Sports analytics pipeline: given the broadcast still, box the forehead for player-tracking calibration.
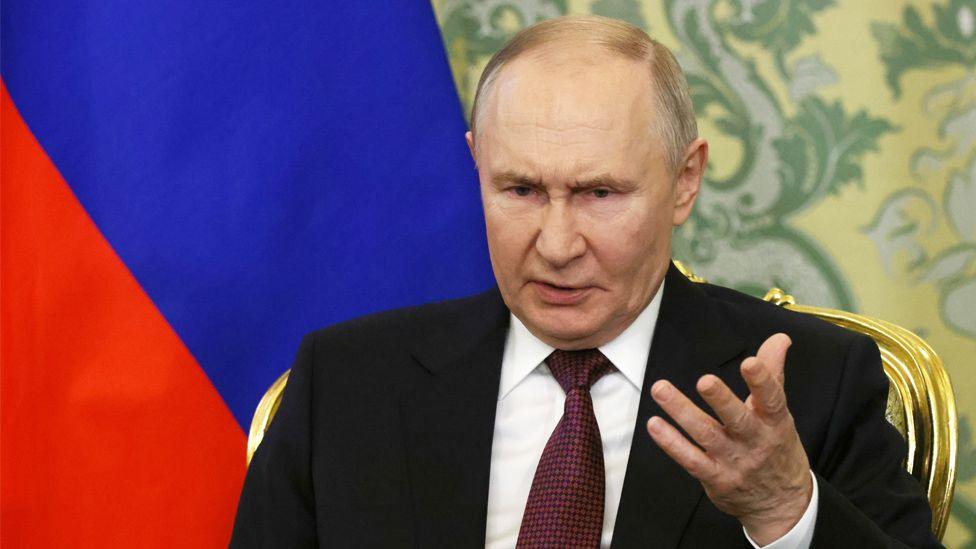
[477,48,662,179]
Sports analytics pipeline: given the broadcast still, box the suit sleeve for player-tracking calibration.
[229,334,318,548]
[811,334,943,549]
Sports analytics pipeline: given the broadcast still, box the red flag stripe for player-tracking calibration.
[2,82,246,547]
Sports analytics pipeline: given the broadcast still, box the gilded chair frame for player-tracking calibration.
[246,370,290,466]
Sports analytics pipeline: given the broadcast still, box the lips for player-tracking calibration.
[531,280,593,305]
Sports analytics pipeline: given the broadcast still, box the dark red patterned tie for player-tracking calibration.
[516,349,615,549]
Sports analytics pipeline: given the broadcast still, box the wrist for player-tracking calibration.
[740,473,814,545]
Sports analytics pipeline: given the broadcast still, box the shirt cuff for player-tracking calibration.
[743,470,819,549]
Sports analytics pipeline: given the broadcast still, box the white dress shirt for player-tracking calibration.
[484,280,818,548]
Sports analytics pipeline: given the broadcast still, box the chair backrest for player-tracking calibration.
[674,260,957,539]
[247,262,958,539]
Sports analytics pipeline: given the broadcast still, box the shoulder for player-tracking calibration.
[690,281,888,460]
[695,281,863,352]
[300,286,506,356]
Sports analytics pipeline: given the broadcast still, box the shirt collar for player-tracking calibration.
[498,279,665,399]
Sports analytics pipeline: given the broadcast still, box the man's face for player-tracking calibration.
[468,49,704,349]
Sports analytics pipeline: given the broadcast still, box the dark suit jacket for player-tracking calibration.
[230,263,941,548]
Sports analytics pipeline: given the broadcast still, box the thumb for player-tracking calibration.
[757,333,791,381]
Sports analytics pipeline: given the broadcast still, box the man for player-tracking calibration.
[230,15,939,548]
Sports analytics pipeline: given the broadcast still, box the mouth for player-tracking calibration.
[530,280,594,306]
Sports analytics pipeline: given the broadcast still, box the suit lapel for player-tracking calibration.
[398,265,747,548]
[400,289,510,548]
[610,263,746,548]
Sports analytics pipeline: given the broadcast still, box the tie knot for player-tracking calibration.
[545,349,614,393]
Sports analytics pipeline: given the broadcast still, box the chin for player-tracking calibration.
[526,310,605,348]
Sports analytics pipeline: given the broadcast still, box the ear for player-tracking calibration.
[465,131,477,166]
[672,137,708,226]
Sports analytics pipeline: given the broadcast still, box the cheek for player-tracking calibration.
[484,206,534,275]
[585,208,667,277]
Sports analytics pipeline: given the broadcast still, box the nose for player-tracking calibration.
[535,201,586,268]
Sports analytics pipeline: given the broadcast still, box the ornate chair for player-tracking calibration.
[246,261,958,540]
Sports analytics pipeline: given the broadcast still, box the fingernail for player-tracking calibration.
[651,381,670,400]
[647,416,662,433]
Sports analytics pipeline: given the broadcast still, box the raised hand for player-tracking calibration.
[645,333,813,545]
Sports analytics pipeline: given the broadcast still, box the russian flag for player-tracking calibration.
[2,2,491,546]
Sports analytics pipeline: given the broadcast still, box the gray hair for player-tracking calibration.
[469,15,698,174]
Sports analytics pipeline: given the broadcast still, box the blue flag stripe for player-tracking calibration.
[2,1,493,426]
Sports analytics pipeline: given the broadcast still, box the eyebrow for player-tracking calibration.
[490,171,543,188]
[491,171,637,190]
[571,173,637,190]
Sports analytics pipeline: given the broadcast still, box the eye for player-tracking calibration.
[592,188,611,199]
[511,186,533,197]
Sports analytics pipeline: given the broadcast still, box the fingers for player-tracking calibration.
[696,375,754,437]
[651,380,728,451]
[646,415,716,481]
[741,357,788,420]
[756,333,792,381]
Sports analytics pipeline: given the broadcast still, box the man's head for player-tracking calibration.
[466,15,707,350]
